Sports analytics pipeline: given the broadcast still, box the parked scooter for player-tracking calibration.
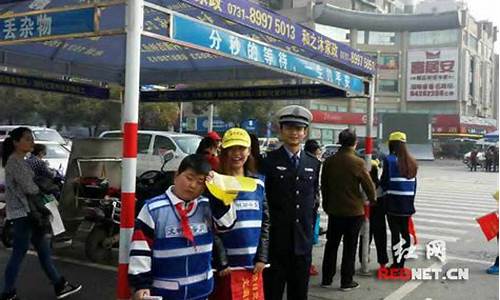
[83,151,175,263]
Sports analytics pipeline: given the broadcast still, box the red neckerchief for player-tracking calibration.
[175,201,196,245]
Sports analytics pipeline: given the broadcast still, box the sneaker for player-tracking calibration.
[0,291,18,300]
[55,280,82,299]
[486,265,499,275]
[340,281,360,292]
[320,283,332,288]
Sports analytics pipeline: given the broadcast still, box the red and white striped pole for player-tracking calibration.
[117,0,143,299]
[361,76,375,275]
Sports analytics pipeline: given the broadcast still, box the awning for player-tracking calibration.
[0,0,376,96]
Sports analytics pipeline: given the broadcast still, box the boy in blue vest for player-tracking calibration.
[129,154,231,300]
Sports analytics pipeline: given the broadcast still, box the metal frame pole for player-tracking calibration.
[179,102,183,133]
[361,76,375,275]
[208,103,214,132]
[117,0,143,299]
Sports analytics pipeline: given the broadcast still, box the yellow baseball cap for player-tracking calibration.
[205,172,258,205]
[222,128,251,149]
[388,131,407,143]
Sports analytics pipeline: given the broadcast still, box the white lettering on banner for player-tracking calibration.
[19,16,35,38]
[3,18,17,40]
[247,41,259,61]
[263,47,274,65]
[334,70,342,86]
[37,14,52,36]
[278,51,288,69]
[229,35,241,55]
[315,65,324,80]
[325,68,333,82]
[343,74,351,89]
[209,29,222,50]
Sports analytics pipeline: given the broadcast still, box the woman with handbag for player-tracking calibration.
[1,127,81,300]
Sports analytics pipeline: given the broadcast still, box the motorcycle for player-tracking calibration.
[83,151,175,263]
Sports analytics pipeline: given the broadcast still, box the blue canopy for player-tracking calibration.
[0,0,375,94]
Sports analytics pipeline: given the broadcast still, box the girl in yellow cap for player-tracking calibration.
[208,128,270,298]
[381,131,418,270]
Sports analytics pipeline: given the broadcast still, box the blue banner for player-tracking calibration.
[0,71,109,99]
[0,7,95,42]
[180,0,376,75]
[172,14,366,96]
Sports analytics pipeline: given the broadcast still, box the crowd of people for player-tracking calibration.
[5,104,496,300]
[126,105,420,300]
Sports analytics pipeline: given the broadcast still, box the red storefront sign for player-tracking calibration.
[432,114,497,135]
[312,110,378,125]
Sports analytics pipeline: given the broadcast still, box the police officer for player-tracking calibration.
[263,105,321,300]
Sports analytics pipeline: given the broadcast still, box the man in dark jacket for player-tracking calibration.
[320,129,376,291]
[263,105,321,300]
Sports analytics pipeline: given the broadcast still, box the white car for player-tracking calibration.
[99,130,202,174]
[0,125,70,150]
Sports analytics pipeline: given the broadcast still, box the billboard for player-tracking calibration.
[407,48,458,101]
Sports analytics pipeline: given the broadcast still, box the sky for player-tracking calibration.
[465,0,499,26]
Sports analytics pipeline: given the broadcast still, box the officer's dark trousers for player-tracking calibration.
[387,215,411,268]
[321,215,363,286]
[358,200,389,266]
[264,250,311,300]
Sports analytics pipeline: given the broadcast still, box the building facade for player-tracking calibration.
[280,0,498,144]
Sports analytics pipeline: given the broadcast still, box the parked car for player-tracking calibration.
[0,125,70,150]
[258,137,281,153]
[321,144,341,160]
[99,130,202,174]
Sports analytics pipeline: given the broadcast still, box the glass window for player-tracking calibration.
[320,104,328,111]
[315,24,350,43]
[409,29,459,46]
[338,106,348,112]
[138,134,152,154]
[378,79,399,93]
[32,129,66,145]
[368,32,396,45]
[328,105,337,112]
[377,54,399,70]
[357,31,366,44]
[468,34,478,50]
[153,135,176,155]
[353,108,365,113]
[321,129,333,144]
[44,144,70,159]
[311,103,320,110]
[172,136,202,154]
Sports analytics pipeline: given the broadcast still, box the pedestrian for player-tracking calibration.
[320,129,376,291]
[208,128,269,296]
[249,133,264,173]
[304,139,322,276]
[494,147,499,172]
[485,146,495,172]
[486,190,499,275]
[262,105,321,300]
[26,144,57,179]
[470,148,478,172]
[381,131,418,270]
[207,131,222,151]
[129,154,232,300]
[1,127,81,300]
[196,136,220,170]
[358,158,389,272]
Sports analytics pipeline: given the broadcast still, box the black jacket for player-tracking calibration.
[262,147,321,256]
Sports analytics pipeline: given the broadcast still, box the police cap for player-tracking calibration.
[276,105,312,128]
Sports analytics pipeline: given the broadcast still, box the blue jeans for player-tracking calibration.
[2,217,62,294]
